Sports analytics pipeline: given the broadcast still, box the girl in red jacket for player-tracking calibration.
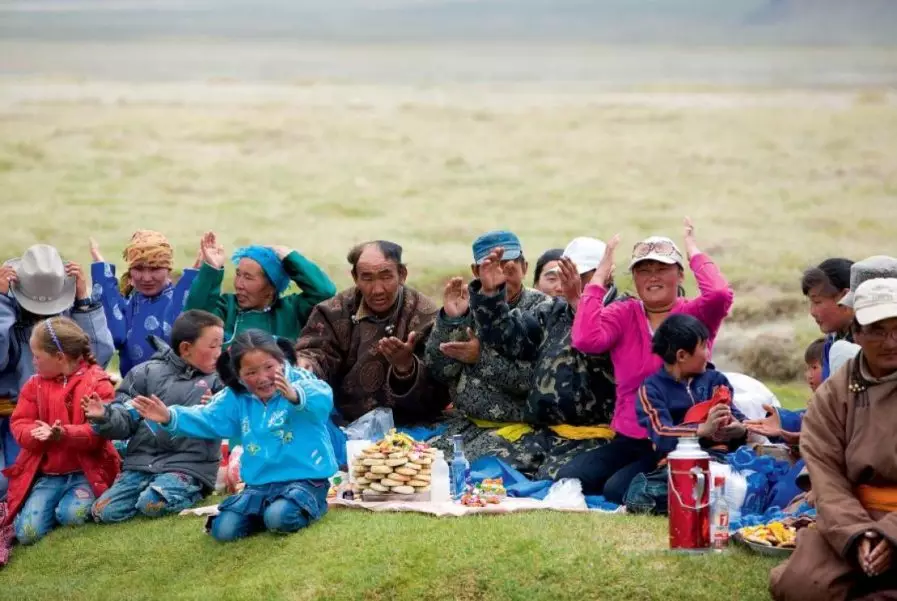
[1,317,119,545]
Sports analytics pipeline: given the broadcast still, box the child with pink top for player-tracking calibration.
[557,219,734,503]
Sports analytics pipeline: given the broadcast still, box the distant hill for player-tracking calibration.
[0,0,895,45]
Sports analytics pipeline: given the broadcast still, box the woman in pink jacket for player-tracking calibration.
[557,219,735,503]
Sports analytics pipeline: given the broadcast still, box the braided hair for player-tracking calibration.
[31,316,97,365]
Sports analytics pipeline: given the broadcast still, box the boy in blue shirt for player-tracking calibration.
[625,313,747,514]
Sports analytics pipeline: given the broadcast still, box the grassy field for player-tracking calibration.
[1,39,895,599]
[1,506,783,601]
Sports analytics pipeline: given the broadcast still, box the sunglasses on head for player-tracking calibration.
[632,240,679,260]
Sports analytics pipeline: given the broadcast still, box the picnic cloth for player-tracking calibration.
[179,456,622,519]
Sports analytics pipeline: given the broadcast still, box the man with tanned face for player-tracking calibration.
[295,241,450,426]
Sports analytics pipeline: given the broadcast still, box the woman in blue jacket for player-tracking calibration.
[90,231,199,377]
[132,328,337,542]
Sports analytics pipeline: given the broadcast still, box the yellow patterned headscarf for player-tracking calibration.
[119,230,174,295]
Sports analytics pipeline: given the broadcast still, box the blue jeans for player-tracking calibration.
[13,473,95,545]
[92,470,203,523]
[210,479,329,542]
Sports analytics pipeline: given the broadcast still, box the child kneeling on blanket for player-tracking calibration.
[625,314,748,514]
[85,310,225,523]
[131,328,337,542]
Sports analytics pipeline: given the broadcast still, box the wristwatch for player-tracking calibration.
[74,298,94,310]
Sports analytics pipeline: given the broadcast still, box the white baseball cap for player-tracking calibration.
[563,237,607,275]
[629,236,685,270]
[853,278,897,326]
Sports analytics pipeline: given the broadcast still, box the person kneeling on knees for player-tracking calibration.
[86,310,225,523]
[131,329,337,542]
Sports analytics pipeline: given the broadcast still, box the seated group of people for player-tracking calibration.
[1,224,896,600]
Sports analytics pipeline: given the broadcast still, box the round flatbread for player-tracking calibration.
[388,451,409,459]
[414,457,433,466]
[413,485,430,493]
[355,477,370,485]
[385,457,408,467]
[411,473,431,483]
[364,471,383,480]
[362,458,386,467]
[390,473,411,482]
[370,465,393,475]
[369,482,389,493]
[394,467,418,477]
[380,478,403,488]
[392,485,416,495]
[407,479,429,487]
[362,451,387,459]
[418,468,432,476]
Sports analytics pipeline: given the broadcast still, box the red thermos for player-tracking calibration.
[668,437,711,552]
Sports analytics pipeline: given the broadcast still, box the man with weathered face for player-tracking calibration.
[771,277,897,600]
[423,230,550,468]
[295,241,449,426]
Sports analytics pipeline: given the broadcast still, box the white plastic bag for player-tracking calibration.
[344,407,395,441]
[723,372,782,420]
[542,478,588,511]
[710,462,747,526]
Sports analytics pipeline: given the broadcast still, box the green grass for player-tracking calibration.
[0,508,780,601]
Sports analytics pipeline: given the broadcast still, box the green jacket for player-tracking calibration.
[185,250,336,345]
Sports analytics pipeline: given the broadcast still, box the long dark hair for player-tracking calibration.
[216,329,286,393]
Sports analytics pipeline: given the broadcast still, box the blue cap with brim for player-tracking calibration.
[472,230,522,265]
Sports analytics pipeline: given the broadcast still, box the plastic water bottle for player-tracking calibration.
[449,435,470,499]
[431,450,451,503]
[710,476,730,551]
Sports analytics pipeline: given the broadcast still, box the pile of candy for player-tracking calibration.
[459,478,507,507]
[350,430,434,496]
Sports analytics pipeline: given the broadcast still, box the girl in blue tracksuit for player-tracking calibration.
[132,328,337,542]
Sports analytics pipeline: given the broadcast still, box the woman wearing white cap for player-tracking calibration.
[557,219,734,503]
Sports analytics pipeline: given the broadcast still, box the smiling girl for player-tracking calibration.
[131,329,337,542]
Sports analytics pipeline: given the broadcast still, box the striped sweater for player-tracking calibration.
[636,367,743,455]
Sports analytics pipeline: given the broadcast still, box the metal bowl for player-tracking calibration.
[735,532,794,557]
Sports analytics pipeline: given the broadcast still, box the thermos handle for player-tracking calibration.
[668,465,711,511]
[693,468,705,505]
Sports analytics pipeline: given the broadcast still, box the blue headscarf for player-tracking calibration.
[231,246,290,295]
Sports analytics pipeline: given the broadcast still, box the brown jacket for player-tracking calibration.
[802,357,897,557]
[295,286,450,426]
[770,356,897,601]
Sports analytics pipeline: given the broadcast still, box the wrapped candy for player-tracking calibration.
[459,478,507,506]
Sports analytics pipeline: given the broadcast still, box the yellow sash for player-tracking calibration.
[470,418,615,443]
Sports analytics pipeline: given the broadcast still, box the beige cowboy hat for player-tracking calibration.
[5,244,77,316]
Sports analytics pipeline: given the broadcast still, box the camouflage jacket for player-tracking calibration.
[468,281,616,427]
[423,286,548,423]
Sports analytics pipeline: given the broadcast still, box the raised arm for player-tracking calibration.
[571,235,629,355]
[468,280,547,361]
[0,293,16,374]
[184,232,228,318]
[680,219,734,334]
[278,249,337,322]
[89,249,128,348]
[163,264,200,327]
